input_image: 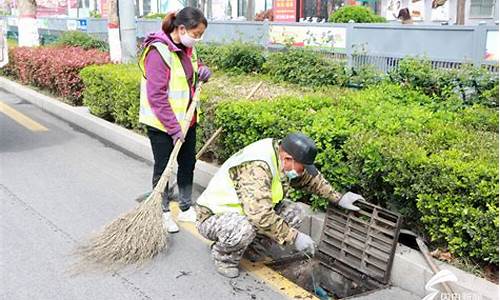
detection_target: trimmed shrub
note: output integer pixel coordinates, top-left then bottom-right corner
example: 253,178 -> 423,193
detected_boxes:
197,42 -> 265,74
144,13 -> 167,19
55,31 -> 109,51
81,64 -> 142,129
348,64 -> 385,87
196,43 -> 222,68
217,42 -> 266,74
4,46 -> 109,105
329,6 -> 386,23
263,48 -> 348,87
214,94 -> 337,161
389,57 -> 499,108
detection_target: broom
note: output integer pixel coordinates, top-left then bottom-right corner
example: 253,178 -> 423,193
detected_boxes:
75,84 -> 203,270
135,80 -> 264,202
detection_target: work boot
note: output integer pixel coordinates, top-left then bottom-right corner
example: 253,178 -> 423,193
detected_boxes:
214,261 -> 239,278
163,212 -> 179,233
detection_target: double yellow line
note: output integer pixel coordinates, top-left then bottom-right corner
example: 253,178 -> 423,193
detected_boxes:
0,101 -> 48,132
170,203 -> 317,299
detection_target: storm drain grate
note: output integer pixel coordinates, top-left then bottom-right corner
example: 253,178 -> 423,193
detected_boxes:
317,200 -> 402,290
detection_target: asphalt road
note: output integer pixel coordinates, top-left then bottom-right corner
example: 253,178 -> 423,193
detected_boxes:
0,89 -> 289,300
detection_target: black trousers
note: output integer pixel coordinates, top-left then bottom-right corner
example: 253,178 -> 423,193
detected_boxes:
146,125 -> 197,212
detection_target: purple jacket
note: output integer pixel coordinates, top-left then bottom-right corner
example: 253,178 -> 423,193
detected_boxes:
142,31 -> 197,136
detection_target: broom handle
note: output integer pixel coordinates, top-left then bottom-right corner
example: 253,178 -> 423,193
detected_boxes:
194,81 -> 263,160
154,84 -> 202,194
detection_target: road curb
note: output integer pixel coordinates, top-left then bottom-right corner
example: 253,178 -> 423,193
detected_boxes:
1,76 -> 497,300
0,76 -> 153,162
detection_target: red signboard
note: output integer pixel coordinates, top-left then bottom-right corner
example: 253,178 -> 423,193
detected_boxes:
273,0 -> 298,22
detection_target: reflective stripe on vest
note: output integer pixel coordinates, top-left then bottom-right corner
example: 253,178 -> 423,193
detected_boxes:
138,42 -> 199,132
196,139 -> 284,215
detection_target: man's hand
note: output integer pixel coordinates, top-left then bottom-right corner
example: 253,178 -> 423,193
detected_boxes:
294,232 -> 316,254
338,192 -> 364,211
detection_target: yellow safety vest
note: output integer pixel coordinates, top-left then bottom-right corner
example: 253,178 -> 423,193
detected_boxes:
138,42 -> 199,132
197,139 -> 284,215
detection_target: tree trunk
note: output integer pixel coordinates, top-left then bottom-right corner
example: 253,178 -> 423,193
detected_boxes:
207,0 -> 213,18
327,0 -> 334,17
456,0 -> 465,25
200,0 -> 206,15
119,0 -> 137,63
17,0 -> 39,47
107,0 -> 122,62
246,0 -> 255,20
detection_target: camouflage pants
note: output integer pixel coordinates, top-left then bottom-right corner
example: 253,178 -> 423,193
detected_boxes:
196,200 -> 305,268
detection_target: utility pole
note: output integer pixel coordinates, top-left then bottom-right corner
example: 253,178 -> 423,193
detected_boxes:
118,0 -> 137,63
107,0 -> 122,62
17,0 -> 39,47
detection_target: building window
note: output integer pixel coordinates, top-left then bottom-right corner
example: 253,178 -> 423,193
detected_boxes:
469,0 -> 495,18
238,0 -> 247,17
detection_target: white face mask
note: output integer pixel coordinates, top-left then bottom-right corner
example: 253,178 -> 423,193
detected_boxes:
179,26 -> 202,48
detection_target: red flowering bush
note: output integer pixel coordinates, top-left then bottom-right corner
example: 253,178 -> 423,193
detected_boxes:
4,46 -> 109,105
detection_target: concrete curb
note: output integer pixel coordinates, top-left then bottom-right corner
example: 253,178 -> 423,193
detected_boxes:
2,76 -> 498,300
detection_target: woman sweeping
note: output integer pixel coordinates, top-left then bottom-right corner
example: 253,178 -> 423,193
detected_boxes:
138,7 -> 211,233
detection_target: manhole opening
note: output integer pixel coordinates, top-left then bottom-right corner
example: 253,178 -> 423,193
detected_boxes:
268,256 -> 384,299
267,201 -> 402,299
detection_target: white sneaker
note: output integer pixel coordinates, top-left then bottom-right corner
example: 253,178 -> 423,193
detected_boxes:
163,212 -> 179,233
177,207 -> 197,223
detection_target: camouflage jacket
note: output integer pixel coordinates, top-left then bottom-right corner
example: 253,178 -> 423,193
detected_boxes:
226,139 -> 343,245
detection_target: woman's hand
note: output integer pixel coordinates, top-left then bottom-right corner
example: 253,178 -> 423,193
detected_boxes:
198,66 -> 212,83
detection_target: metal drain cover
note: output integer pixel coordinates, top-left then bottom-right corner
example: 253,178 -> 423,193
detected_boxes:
317,201 -> 402,288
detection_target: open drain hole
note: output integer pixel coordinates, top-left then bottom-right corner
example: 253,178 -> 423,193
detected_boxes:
267,256 -> 384,299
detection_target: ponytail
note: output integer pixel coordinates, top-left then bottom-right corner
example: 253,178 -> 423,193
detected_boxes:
161,7 -> 208,35
162,12 -> 177,34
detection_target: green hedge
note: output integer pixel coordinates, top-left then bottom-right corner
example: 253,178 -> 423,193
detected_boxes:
55,31 -> 109,51
388,58 -> 499,108
215,94 -> 337,160
197,42 -> 266,74
80,64 -> 141,129
214,83 -> 499,264
329,6 -> 386,23
263,48 -> 348,87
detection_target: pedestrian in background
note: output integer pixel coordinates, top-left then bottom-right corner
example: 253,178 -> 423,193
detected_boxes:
138,7 -> 212,233
396,8 -> 413,24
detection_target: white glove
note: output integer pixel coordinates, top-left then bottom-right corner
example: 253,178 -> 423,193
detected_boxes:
338,192 -> 364,211
294,232 -> 316,254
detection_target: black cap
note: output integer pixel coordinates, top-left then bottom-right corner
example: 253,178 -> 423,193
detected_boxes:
281,132 -> 318,176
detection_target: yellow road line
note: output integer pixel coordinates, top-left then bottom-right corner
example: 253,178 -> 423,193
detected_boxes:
170,203 -> 317,300
0,101 -> 48,132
